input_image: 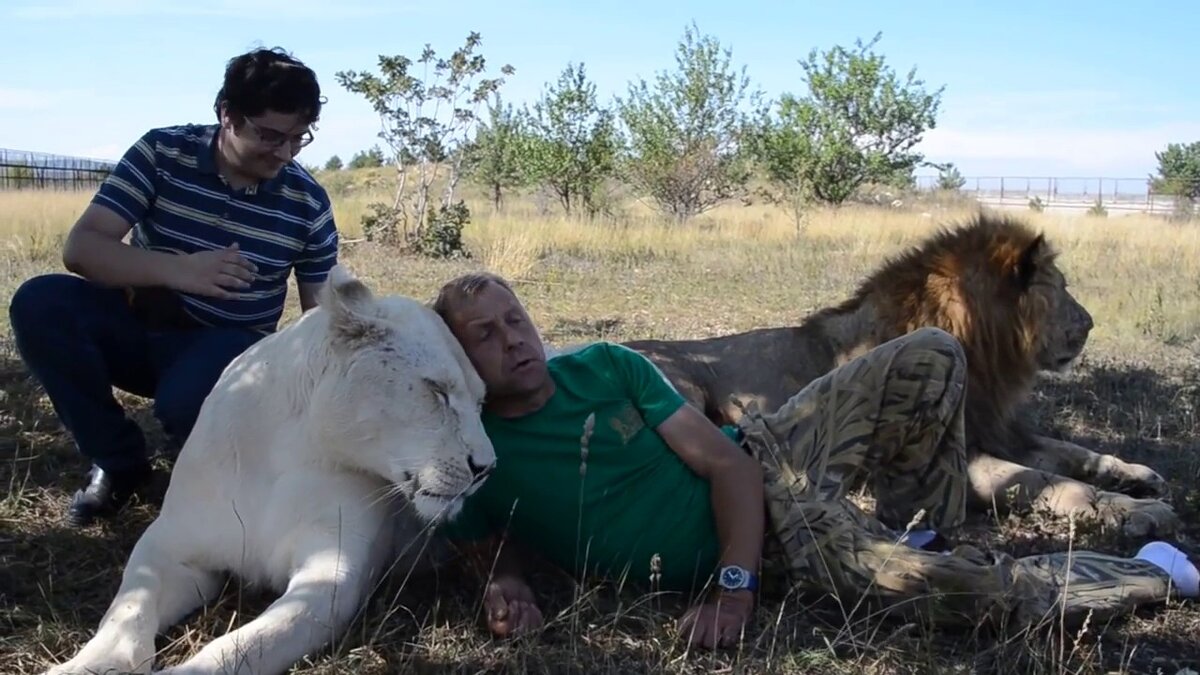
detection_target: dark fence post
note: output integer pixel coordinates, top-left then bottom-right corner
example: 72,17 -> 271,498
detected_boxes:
0,148 -> 116,191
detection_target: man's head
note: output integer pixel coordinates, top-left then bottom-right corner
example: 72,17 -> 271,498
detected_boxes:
213,47 -> 323,181
432,272 -> 553,414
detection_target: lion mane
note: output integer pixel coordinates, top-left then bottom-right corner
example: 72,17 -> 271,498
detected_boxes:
811,212 -> 1070,461
617,211 -> 1178,537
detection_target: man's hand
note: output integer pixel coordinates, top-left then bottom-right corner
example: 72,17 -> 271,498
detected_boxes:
484,574 -> 543,637
170,242 -> 258,299
678,590 -> 754,649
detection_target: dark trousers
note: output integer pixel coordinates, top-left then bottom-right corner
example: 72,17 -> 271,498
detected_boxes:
8,274 -> 265,474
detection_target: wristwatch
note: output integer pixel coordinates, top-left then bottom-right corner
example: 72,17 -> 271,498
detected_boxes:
717,564 -> 758,592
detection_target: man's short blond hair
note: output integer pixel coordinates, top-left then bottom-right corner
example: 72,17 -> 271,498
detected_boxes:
430,271 -> 515,323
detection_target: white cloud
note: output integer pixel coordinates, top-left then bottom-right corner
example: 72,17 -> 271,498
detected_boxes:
918,122 -> 1200,177
912,87 -> 1196,176
9,0 -> 410,20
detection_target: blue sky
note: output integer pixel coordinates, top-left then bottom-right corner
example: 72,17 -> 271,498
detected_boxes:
1,0 -> 1196,180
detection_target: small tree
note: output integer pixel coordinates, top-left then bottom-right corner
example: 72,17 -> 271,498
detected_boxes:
466,93 -> 530,211
759,33 -> 943,207
323,155 -> 344,171
336,32 -> 513,252
525,62 -> 620,218
936,162 -> 966,191
745,102 -> 819,230
347,146 -> 385,169
1151,141 -> 1200,219
617,23 -> 760,222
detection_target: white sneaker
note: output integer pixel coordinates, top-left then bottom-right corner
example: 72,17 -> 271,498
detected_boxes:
1135,541 -> 1199,598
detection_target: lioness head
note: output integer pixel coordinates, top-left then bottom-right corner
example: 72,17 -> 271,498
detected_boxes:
313,266 -> 496,522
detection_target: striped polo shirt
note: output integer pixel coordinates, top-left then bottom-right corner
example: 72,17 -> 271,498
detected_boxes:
93,123 -> 339,333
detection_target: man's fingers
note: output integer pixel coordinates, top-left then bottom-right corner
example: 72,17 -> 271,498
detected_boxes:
223,262 -> 255,283
202,283 -> 238,300
216,273 -> 250,291
484,584 -> 509,622
719,620 -> 741,648
220,252 -> 258,274
219,244 -> 258,272
490,601 -> 542,637
516,602 -> 543,631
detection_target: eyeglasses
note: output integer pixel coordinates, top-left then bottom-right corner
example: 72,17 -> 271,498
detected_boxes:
242,117 -> 314,149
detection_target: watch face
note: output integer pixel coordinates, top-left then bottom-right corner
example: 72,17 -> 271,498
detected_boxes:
720,566 -> 746,588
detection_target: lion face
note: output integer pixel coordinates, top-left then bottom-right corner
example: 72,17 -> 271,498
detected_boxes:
1031,267 -> 1094,372
314,267 -> 497,523
1013,237 -> 1094,373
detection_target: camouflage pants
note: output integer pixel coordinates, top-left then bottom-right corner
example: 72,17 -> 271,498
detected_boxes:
736,327 -> 1176,630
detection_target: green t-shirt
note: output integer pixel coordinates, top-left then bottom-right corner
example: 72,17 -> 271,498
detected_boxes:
441,342 -> 731,593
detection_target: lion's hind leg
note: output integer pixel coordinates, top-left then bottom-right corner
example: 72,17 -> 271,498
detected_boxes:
1027,434 -> 1169,499
967,454 -> 1180,539
42,520 -> 221,675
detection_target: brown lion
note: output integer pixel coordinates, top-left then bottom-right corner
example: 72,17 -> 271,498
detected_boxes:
614,211 -> 1178,538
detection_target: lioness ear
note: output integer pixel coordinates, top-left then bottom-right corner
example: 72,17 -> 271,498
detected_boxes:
321,264 -> 374,311
1014,234 -> 1045,290
320,265 -> 389,346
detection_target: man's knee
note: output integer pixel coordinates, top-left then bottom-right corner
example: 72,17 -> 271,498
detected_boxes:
885,327 -> 968,412
8,274 -> 82,338
905,327 -> 965,357
897,327 -> 967,376
153,329 -> 263,440
152,385 -> 206,441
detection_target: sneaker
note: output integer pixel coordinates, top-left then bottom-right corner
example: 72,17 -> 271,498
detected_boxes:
1135,541 -> 1200,599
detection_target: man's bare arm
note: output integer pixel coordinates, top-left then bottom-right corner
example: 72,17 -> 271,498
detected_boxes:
655,404 -> 764,584
63,203 -> 255,299
297,281 -> 323,313
62,203 -> 180,288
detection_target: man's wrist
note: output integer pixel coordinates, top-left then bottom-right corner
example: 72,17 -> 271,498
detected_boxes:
715,587 -> 754,603
716,563 -> 759,592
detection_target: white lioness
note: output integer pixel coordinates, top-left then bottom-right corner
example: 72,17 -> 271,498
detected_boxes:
42,265 -> 496,675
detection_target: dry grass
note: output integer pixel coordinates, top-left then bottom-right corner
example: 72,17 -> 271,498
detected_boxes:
2,178 -> 1199,674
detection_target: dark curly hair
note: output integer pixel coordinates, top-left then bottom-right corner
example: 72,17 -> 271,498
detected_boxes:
213,47 -> 324,124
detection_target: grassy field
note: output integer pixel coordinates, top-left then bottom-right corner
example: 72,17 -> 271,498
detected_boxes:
1,175 -> 1198,674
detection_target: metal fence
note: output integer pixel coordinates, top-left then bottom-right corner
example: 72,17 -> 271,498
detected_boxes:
0,148 -> 115,190
912,175 -> 1192,216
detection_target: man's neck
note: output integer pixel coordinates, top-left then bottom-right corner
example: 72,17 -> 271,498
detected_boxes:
214,131 -> 258,190
485,381 -> 556,419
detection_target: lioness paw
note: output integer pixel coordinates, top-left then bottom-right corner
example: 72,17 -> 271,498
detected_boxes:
43,657 -> 151,675
1095,492 -> 1180,539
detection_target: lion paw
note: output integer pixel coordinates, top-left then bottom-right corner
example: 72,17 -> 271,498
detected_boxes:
1095,492 -> 1180,539
1097,455 -> 1170,499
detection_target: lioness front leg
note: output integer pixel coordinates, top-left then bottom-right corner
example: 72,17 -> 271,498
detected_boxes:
159,540 -> 374,675
43,521 -> 221,675
967,454 -> 1180,539
1027,434 -> 1169,498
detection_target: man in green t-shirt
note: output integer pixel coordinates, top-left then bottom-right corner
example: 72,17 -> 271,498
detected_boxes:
430,272 -> 1198,650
